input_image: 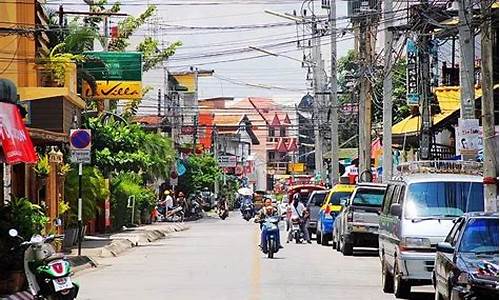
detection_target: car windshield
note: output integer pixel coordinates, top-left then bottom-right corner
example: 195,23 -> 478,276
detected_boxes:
329,192 -> 352,205
459,218 -> 499,254
405,181 -> 484,219
352,189 -> 385,207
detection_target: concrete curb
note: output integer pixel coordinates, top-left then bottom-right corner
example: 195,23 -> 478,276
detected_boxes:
70,223 -> 190,272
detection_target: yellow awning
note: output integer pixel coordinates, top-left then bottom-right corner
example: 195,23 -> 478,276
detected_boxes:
18,87 -> 86,109
392,85 -> 497,136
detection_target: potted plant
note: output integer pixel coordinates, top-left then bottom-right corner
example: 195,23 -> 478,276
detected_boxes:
39,43 -> 85,87
0,198 -> 48,294
33,155 -> 51,186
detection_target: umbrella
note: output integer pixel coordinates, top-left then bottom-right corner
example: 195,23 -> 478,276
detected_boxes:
238,187 -> 253,196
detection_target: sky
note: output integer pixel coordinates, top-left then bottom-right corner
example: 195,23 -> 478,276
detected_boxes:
45,0 -> 355,114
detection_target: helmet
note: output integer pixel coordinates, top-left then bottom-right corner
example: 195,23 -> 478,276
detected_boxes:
203,187 -> 209,191
164,190 -> 170,195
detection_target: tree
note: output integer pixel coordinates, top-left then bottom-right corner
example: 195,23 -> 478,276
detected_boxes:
177,154 -> 221,195
84,116 -> 174,180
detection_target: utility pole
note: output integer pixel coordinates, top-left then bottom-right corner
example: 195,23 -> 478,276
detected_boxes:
192,114 -> 199,154
212,125 -> 219,198
329,0 -> 339,185
382,0 -> 394,181
480,0 -> 498,212
458,0 -> 476,120
312,16 -> 325,182
412,4 -> 432,160
357,17 -> 376,182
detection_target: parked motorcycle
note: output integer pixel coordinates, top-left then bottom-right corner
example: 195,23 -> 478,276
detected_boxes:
164,206 -> 184,222
290,216 -> 304,244
200,190 -> 215,212
8,229 -> 79,299
257,216 -> 281,258
241,202 -> 255,221
187,196 -> 203,220
217,199 -> 229,220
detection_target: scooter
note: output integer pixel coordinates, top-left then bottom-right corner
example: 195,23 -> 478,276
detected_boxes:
257,216 -> 281,258
217,199 -> 229,220
187,198 -> 203,220
290,216 -> 304,244
8,229 -> 79,300
241,202 -> 255,221
164,206 -> 184,222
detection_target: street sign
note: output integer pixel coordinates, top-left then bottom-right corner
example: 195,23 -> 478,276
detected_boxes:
406,38 -> 419,106
456,118 -> 480,160
70,129 -> 91,164
218,156 -> 237,168
288,163 -> 305,173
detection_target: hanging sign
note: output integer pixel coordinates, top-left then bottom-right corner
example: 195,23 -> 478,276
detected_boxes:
406,39 -> 419,106
0,103 -> 37,164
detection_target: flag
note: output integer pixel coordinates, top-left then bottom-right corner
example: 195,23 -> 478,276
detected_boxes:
0,103 -> 37,164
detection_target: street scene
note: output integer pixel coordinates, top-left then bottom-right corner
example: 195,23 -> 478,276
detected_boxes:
0,0 -> 499,300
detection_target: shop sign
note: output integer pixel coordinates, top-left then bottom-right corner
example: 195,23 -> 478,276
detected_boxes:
82,81 -> 142,100
406,38 -> 419,106
0,103 -> 37,164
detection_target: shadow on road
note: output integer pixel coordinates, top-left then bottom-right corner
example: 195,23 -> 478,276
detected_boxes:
410,291 -> 435,300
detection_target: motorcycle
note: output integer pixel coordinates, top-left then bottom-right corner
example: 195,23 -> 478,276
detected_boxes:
187,197 -> 203,220
200,191 -> 214,212
257,216 -> 281,258
290,216 -> 304,244
163,206 -> 184,222
217,199 -> 229,220
241,202 -> 255,221
8,229 -> 79,299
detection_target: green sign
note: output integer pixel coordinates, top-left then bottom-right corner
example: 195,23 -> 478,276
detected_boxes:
83,52 -> 142,81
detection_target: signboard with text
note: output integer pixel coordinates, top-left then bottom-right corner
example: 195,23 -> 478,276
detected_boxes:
406,38 -> 419,106
218,156 -> 237,168
455,119 -> 480,159
70,129 -> 92,164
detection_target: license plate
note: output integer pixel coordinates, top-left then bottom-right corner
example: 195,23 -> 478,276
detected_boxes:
53,277 -> 72,292
292,225 -> 299,230
354,225 -> 367,232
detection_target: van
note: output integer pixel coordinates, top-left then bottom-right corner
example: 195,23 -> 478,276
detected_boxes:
378,161 -> 484,299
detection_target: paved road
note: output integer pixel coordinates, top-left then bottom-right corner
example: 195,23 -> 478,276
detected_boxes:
76,215 -> 434,300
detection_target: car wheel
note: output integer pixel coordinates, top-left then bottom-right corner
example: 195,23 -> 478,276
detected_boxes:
394,260 -> 411,299
381,259 -> 394,293
321,231 -> 329,246
342,241 -> 353,256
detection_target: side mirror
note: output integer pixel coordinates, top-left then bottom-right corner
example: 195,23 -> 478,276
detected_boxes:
389,203 -> 402,218
436,242 -> 455,254
340,199 -> 347,206
8,229 -> 18,237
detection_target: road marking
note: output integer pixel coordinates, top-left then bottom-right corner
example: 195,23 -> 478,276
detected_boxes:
249,226 -> 261,300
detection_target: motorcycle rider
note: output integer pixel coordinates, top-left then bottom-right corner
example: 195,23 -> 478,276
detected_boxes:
255,198 -> 283,249
287,193 -> 311,243
163,190 -> 174,215
177,192 -> 188,212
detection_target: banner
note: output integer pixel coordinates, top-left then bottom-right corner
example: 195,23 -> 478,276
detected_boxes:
0,103 -> 37,164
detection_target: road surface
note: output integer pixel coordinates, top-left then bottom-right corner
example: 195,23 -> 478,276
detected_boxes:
76,215 -> 434,300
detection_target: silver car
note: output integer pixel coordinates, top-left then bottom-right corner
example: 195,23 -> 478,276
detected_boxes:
305,190 -> 329,237
378,161 -> 485,299
333,183 -> 386,255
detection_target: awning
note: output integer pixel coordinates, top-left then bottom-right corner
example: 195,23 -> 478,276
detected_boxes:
392,85 -> 498,137
18,87 -> 86,109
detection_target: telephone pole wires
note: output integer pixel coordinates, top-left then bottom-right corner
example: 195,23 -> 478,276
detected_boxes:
382,0 -> 394,182
480,0 -> 498,212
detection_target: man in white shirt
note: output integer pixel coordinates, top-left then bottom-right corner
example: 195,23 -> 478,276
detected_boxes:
287,194 -> 311,243
164,190 -> 174,212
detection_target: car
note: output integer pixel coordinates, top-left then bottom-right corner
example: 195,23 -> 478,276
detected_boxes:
305,190 -> 329,237
333,183 -> 386,255
316,184 -> 354,246
379,161 -> 485,299
434,213 -> 499,300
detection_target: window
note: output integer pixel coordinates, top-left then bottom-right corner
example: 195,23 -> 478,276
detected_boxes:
382,184 -> 395,214
311,193 -> 327,206
392,185 -> 402,205
459,218 -> 499,254
352,188 -> 385,207
268,127 -> 275,137
280,126 -> 286,137
398,185 -> 406,204
404,181 -> 484,219
445,218 -> 463,244
268,151 -> 275,161
328,192 -> 352,205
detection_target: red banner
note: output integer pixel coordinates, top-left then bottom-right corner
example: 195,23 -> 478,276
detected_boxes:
0,103 -> 37,164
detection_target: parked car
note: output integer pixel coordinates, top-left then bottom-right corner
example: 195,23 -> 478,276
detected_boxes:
434,213 -> 498,300
316,184 -> 354,246
333,183 -> 386,255
379,161 -> 485,299
305,190 -> 329,237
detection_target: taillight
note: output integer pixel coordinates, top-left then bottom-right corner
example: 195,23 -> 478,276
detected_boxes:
347,211 -> 353,222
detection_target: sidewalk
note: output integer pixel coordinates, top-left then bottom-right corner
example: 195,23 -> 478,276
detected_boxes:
0,222 -> 189,300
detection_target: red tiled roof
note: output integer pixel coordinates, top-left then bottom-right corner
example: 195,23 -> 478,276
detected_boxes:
133,115 -> 163,125
213,114 -> 243,126
271,113 -> 281,127
287,138 -> 298,152
283,113 -> 291,124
